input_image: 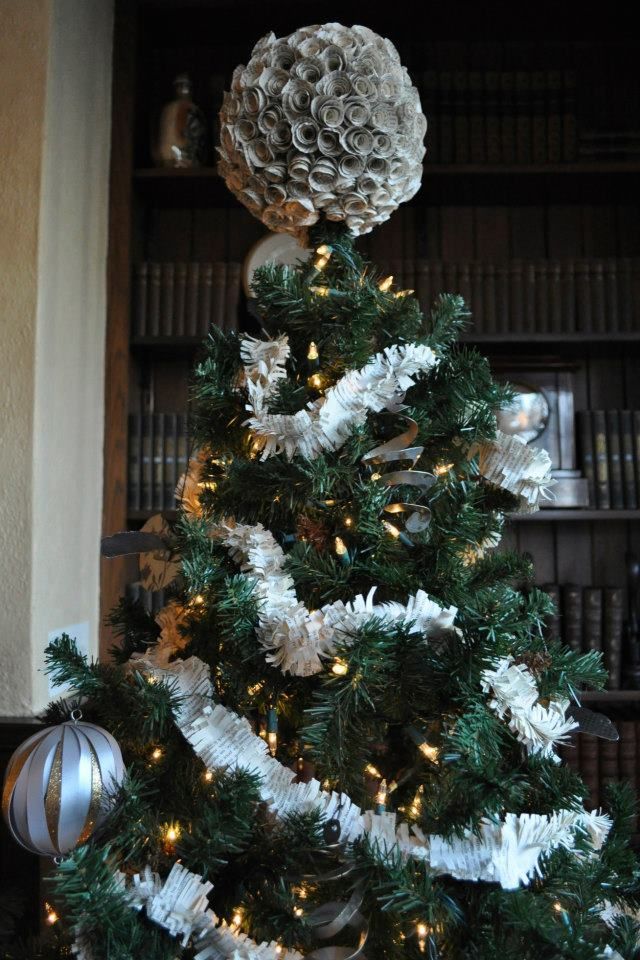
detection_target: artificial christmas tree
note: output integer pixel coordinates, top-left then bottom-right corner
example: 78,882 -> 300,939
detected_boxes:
3,21 -> 640,960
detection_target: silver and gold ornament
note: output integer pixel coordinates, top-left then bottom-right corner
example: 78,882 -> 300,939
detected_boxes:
2,714 -> 125,857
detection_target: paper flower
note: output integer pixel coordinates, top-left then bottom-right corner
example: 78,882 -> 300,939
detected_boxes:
476,429 -> 554,514
218,24 -> 427,239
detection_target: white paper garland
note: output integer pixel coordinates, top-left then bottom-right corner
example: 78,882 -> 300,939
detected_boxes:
241,334 -> 439,461
213,520 -> 457,676
476,430 -> 554,514
481,657 -> 578,761
133,648 -> 611,892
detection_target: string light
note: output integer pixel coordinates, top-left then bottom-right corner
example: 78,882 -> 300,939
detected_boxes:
416,922 -> 428,952
307,341 -> 319,361
344,516 -> 353,527
409,785 -> 424,818
331,658 -> 348,676
370,471 -> 382,481
553,901 -> 563,913
267,707 -> 278,757
378,275 -> 394,292
309,285 -> 330,297
294,906 -> 304,918
364,763 -> 382,778
334,536 -> 350,565
247,681 -> 264,697
151,747 -> 163,761
383,521 -> 401,538
275,947 -> 283,956
395,288 -> 414,298
44,903 -> 58,925
204,770 -> 213,782
231,909 -> 243,930
434,462 -> 454,476
374,779 -> 388,814
418,742 -> 439,763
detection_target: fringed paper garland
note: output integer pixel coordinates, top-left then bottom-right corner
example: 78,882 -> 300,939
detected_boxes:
213,520 -> 457,676
476,429 -> 554,514
132,649 -> 611,892
481,657 -> 578,761
240,335 -> 438,461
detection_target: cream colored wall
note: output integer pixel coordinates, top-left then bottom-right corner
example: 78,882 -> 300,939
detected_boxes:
0,0 -> 113,715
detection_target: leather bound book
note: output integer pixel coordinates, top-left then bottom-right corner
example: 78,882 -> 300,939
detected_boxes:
575,260 -> 592,333
509,259 -> 524,333
483,263 -> 496,333
562,69 -> 578,161
579,736 -> 599,809
211,262 -> 227,332
499,71 -> 516,164
484,71 -> 501,164
453,70 -> 470,164
148,262 -> 161,337
225,262 -> 241,332
468,71 -> 485,164
546,69 -> 563,163
127,413 -> 141,512
548,260 -> 562,333
531,70 -> 547,164
591,261 -> 606,334
438,72 -> 454,164
160,262 -> 175,336
515,71 -> 532,164
535,260 -> 549,333
591,410 -> 611,509
607,409 -> 625,509
583,587 -> 603,655
185,262 -> 200,337
133,262 -> 148,337
599,739 -> 619,797
562,583 -> 583,653
174,262 -> 187,337
561,260 -> 576,333
620,410 -> 638,509
619,721 -> 637,831
541,583 -> 561,643
495,264 -> 510,333
603,586 -> 625,690
604,258 -> 618,334
577,410 -> 596,507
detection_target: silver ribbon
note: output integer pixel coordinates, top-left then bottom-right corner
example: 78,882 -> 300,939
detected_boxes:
362,415 -> 436,535
306,884 -> 368,960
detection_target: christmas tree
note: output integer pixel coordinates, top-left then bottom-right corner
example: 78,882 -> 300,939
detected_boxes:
4,22 -> 640,960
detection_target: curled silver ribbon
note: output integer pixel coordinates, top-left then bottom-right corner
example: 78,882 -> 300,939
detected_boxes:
363,415 -> 436,536
306,883 -> 368,960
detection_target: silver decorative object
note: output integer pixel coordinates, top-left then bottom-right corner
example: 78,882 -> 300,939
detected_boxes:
218,23 -> 427,239
2,713 -> 125,857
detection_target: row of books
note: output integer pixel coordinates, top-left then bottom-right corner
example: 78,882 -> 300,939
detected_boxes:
132,262 -> 241,339
125,582 -> 168,616
559,722 -> 637,820
578,131 -> 640,161
542,584 -> 625,690
390,258 -> 640,335
128,412 -> 189,513
420,69 -> 577,165
577,410 -> 640,510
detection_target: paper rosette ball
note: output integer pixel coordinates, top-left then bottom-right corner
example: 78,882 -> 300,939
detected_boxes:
217,23 -> 427,238
2,719 -> 125,856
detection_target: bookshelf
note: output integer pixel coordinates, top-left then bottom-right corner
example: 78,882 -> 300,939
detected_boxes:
103,0 -> 640,822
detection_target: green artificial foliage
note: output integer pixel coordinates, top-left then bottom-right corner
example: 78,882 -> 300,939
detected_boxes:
16,223 -> 640,959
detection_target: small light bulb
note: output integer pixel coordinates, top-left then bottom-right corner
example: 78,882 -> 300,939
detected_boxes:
434,462 -> 454,476
344,517 -> 353,527
232,910 -> 243,928
419,742 -> 439,763
166,826 -> 177,842
378,275 -> 394,292
334,536 -> 347,555
151,747 -> 163,761
316,244 -> 331,256
45,903 -> 58,925
294,906 -> 304,918
204,770 -> 213,782
383,521 -> 401,538
275,946 -> 283,956
417,922 -> 428,952
364,763 -> 382,778
370,471 -> 382,481
332,658 -> 348,676
191,594 -> 204,606
553,901 -> 563,913
395,288 -> 415,298
198,480 -> 217,492
267,731 -> 278,756
307,341 -> 319,361
374,778 -> 388,814
309,285 -> 330,297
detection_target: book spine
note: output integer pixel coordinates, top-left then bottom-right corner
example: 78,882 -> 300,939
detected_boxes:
531,70 -> 547,164
468,71 -> 485,164
185,263 -> 200,337
603,586 -> 625,690
592,410 -> 611,509
542,583 -> 562,643
470,262 -> 484,333
534,260 -> 548,333
438,72 -> 454,164
575,260 -> 592,333
509,259 -> 524,333
591,261 -> 606,334
163,412 -> 177,510
422,71 -> 439,163
457,262 -> 472,313
152,412 -> 164,511
174,262 -> 187,337
562,69 -> 578,162
546,70 -> 563,163
515,71 -> 532,164
148,263 -> 161,337
499,71 -> 516,164
583,587 -> 603,656
604,258 -> 618,334
619,257 -> 633,332
562,583 -> 583,653
160,262 -> 175,336
199,263 -> 214,337
416,261 -> 431,314
549,260 -> 562,333
606,409 -> 624,509
633,258 -> 640,333
620,410 -> 638,509
453,71 -> 470,164
495,264 -> 510,333
430,261 -> 444,305
633,411 -> 640,506
561,260 -> 576,333
176,413 -> 189,485
577,410 -> 596,507
579,736 -> 599,809
523,260 -> 536,333
141,412 -> 152,512
482,263 -> 496,334
133,262 -> 148,338
127,413 -> 141,512
484,71 -> 501,164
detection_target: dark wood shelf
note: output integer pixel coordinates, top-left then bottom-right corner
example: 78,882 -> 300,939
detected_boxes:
462,333 -> 640,346
579,690 -> 640,702
513,510 -> 640,522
